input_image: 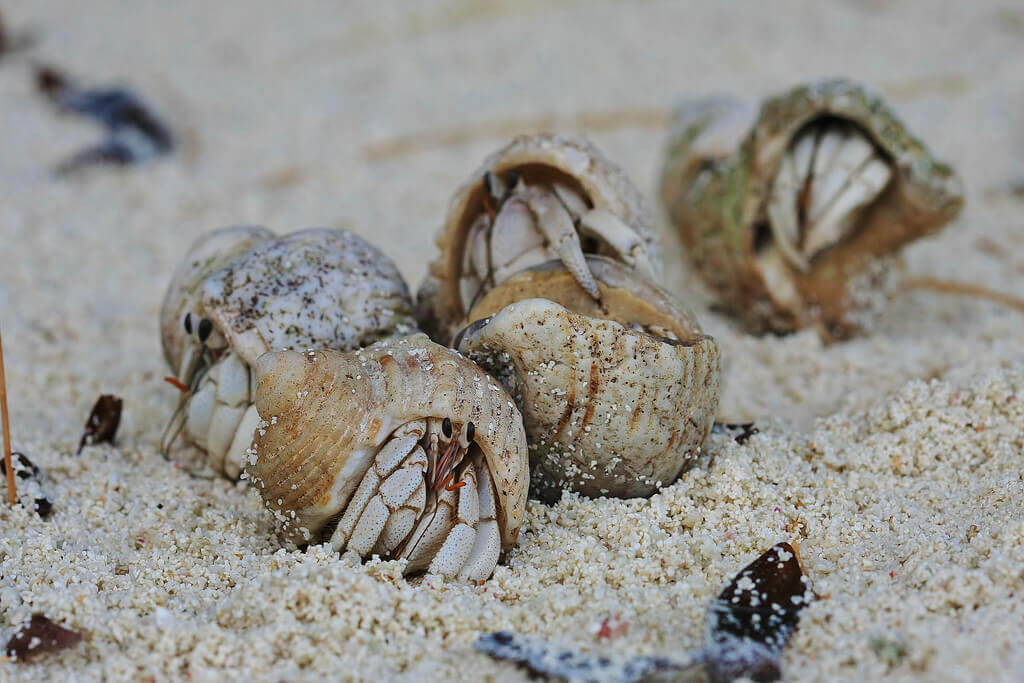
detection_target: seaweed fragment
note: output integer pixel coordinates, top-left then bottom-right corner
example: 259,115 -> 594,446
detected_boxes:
77,394 -> 123,454
475,542 -> 815,683
35,65 -> 173,174
4,614 -> 82,661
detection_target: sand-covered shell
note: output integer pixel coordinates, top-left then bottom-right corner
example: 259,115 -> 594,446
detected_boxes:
660,78 -> 964,339
455,256 -> 720,500
160,226 -> 417,476
418,133 -> 662,343
245,335 -> 529,580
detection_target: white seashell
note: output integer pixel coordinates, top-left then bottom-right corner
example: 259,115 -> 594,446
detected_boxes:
455,257 -> 720,500
244,335 -> 528,580
160,226 -> 417,476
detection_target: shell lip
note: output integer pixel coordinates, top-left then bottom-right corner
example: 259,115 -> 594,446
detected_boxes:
461,255 -> 705,343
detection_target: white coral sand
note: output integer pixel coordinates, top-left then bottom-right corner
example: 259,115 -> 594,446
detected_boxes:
1,1 -> 1022,680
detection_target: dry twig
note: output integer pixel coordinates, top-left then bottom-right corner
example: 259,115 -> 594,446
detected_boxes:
0,327 -> 16,506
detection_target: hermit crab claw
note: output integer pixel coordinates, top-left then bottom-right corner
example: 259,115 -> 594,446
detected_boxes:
244,335 -> 528,581
159,226 -> 417,477
455,256 -> 721,500
660,79 -> 965,340
418,133 -> 661,343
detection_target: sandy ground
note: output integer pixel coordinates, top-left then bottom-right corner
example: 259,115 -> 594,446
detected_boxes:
0,0 -> 1023,680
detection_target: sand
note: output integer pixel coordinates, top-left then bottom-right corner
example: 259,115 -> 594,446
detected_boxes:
1,0 -> 1023,680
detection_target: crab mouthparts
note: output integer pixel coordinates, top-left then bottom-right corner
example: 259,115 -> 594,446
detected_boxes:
432,439 -> 467,492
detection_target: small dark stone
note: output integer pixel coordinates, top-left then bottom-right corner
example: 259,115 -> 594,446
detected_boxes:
33,497 -> 53,518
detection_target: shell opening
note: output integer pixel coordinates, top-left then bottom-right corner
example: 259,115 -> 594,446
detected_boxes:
759,116 -> 894,273
458,163 -> 637,311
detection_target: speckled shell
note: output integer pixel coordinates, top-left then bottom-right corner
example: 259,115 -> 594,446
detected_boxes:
245,335 -> 529,550
160,225 -> 274,375
418,133 -> 661,343
659,78 -> 965,339
455,257 -> 720,499
160,227 -> 417,370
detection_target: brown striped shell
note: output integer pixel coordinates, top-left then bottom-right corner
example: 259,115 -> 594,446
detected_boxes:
455,257 -> 721,500
245,335 -> 529,553
659,78 -> 964,339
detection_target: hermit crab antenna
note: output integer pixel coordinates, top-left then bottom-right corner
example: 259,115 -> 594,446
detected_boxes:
0,326 -> 16,506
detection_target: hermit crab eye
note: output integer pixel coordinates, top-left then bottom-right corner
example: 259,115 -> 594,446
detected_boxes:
183,312 -> 193,335
459,421 -> 475,448
197,318 -> 213,343
442,417 -> 453,439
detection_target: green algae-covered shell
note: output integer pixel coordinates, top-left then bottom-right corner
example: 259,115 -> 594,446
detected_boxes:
659,79 -> 964,340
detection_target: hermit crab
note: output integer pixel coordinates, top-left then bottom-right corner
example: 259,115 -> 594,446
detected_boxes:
418,133 -> 661,342
244,335 -> 528,580
455,256 -> 720,500
160,226 -> 416,477
660,78 -> 964,339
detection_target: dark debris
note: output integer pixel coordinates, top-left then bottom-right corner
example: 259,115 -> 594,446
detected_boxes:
77,394 -> 123,454
712,422 -> 759,445
4,614 -> 82,662
2,452 -> 53,519
35,65 -> 173,174
0,451 -> 38,479
476,542 -> 815,683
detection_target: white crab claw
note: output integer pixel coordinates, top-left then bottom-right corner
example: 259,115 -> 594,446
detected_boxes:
520,187 -> 601,300
578,208 -> 657,281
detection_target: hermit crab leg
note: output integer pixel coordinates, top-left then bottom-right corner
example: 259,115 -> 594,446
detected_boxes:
766,148 -> 812,272
457,458 -> 502,581
578,208 -> 658,280
516,186 -> 601,300
160,313 -> 219,455
489,199 -> 545,274
330,419 -> 428,555
426,463 -> 479,577
801,132 -> 891,258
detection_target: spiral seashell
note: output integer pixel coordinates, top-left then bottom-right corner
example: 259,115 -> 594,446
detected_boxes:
160,226 -> 417,476
244,335 -> 528,580
455,256 -> 720,500
659,78 -> 964,340
418,133 -> 661,343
